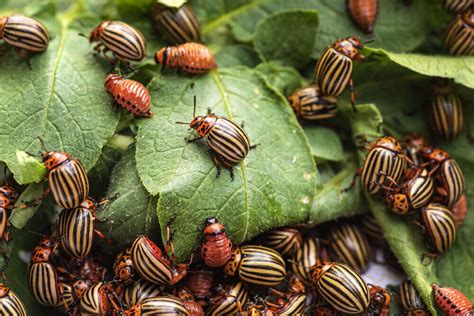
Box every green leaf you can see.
[365,48,474,89]
[99,145,159,249]
[115,0,153,16]
[0,2,119,184]
[135,67,316,260]
[88,144,125,198]
[10,183,45,229]
[303,126,343,161]
[15,151,47,184]
[157,0,187,8]
[254,10,318,69]
[215,44,260,68]
[255,62,306,97]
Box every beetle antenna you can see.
[175,121,189,124]
[37,137,46,151]
[193,95,197,118]
[364,39,375,44]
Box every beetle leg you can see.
[187,136,202,143]
[349,78,357,112]
[249,144,258,150]
[342,168,362,192]
[210,150,222,178]
[229,167,235,181]
[165,224,176,261]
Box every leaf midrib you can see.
[210,70,250,242]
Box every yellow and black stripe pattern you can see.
[224,246,286,286]
[422,203,457,254]
[328,222,371,273]
[361,146,407,194]
[314,47,353,97]
[439,158,465,207]
[124,278,165,307]
[430,93,464,140]
[49,158,89,209]
[277,294,307,314]
[443,0,472,15]
[79,282,107,315]
[28,262,60,307]
[314,263,370,314]
[444,10,474,56]
[54,283,75,312]
[259,227,302,258]
[288,84,338,121]
[134,296,189,315]
[360,214,384,243]
[57,207,93,258]
[100,21,146,62]
[206,117,250,164]
[207,282,248,315]
[1,15,49,52]
[0,285,27,316]
[130,236,173,285]
[290,237,319,285]
[398,280,426,311]
[151,4,201,44]
[404,169,434,210]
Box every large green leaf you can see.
[135,67,316,260]
[253,10,318,69]
[255,62,306,97]
[0,1,119,184]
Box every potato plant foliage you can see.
[0,0,473,314]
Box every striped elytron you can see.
[124,296,190,315]
[41,148,89,209]
[89,20,146,63]
[104,73,153,117]
[432,283,473,315]
[124,278,165,307]
[361,136,408,194]
[151,3,201,44]
[288,85,338,121]
[259,227,303,258]
[272,294,307,315]
[444,10,474,56]
[207,282,248,315]
[443,0,473,14]
[328,222,371,273]
[290,237,320,285]
[419,203,457,258]
[57,198,97,258]
[28,238,61,307]
[155,42,217,74]
[0,15,49,58]
[181,99,251,179]
[312,262,370,314]
[224,245,286,286]
[130,235,188,285]
[360,214,384,246]
[384,168,435,215]
[429,81,464,140]
[314,36,365,105]
[0,185,19,242]
[421,147,464,207]
[79,282,110,315]
[0,284,27,316]
[398,280,427,313]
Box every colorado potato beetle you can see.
[151,3,201,44]
[155,42,217,74]
[0,283,27,316]
[287,84,338,121]
[347,0,379,34]
[0,15,49,62]
[39,141,89,209]
[123,296,189,315]
[443,0,473,14]
[178,97,252,180]
[130,235,188,286]
[259,226,303,258]
[224,245,286,286]
[359,214,385,247]
[420,147,464,207]
[403,133,428,167]
[429,80,464,140]
[176,287,204,316]
[314,36,365,107]
[113,247,135,284]
[328,221,371,273]
[360,136,409,195]
[104,73,153,118]
[444,10,474,56]
[0,184,19,243]
[312,262,370,315]
[416,203,457,260]
[88,20,146,64]
[368,285,391,316]
[79,282,116,315]
[383,168,435,215]
[201,217,232,268]
[398,280,427,314]
[267,289,307,315]
[432,283,473,315]
[208,282,248,315]
[123,278,165,307]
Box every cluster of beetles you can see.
[0,0,473,315]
